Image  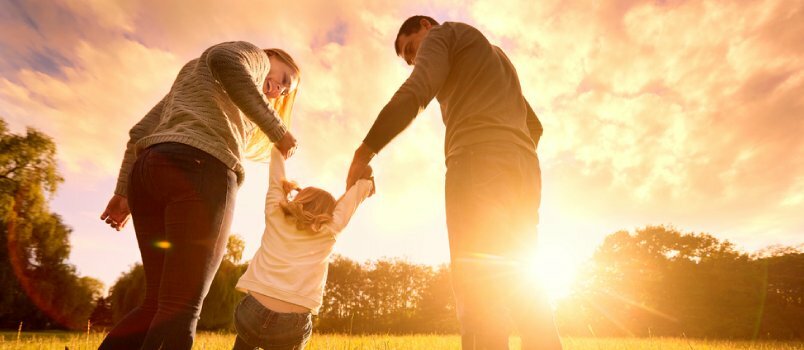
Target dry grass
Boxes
[0,331,801,349]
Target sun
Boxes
[525,246,581,303]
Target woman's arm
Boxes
[102,95,167,230]
[205,41,288,143]
[114,96,166,197]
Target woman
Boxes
[98,41,301,350]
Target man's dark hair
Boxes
[395,15,439,55]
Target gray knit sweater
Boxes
[363,22,542,160]
[114,41,288,197]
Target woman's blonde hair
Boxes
[243,48,301,162]
[279,180,337,233]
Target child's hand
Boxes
[360,165,373,179]
[361,166,376,197]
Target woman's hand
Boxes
[275,130,297,159]
[100,194,131,231]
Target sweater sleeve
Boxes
[265,147,287,206]
[326,179,373,236]
[114,96,166,197]
[206,41,288,143]
[525,100,543,150]
[362,26,454,153]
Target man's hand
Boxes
[100,194,131,231]
[346,143,376,190]
[275,130,297,159]
[360,165,376,197]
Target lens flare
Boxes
[6,221,77,328]
[155,240,172,249]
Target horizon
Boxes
[1,0,802,296]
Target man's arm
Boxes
[348,26,455,189]
[525,100,543,150]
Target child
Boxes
[232,147,375,350]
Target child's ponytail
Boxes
[278,180,337,233]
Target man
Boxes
[346,16,562,349]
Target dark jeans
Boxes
[445,143,562,350]
[99,142,237,350]
[232,294,313,350]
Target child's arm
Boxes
[327,178,374,235]
[265,147,287,205]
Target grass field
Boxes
[0,332,802,349]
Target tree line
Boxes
[555,226,803,339]
[1,119,802,339]
[95,236,459,334]
[0,119,102,330]
[99,230,802,339]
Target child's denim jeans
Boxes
[232,294,313,350]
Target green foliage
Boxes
[106,253,459,334]
[0,118,101,330]
[317,255,458,334]
[104,227,803,340]
[107,264,146,322]
[89,297,114,329]
[223,234,245,264]
[751,247,804,339]
[198,260,247,330]
[556,225,803,339]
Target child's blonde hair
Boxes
[243,48,301,162]
[279,180,337,233]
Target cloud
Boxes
[1,39,180,176]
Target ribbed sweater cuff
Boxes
[114,180,128,197]
[265,121,287,143]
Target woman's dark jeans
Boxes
[99,142,237,350]
[232,294,313,350]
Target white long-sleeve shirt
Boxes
[236,148,373,314]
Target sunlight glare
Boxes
[527,245,581,303]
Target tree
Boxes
[0,118,101,329]
[317,255,366,332]
[89,297,114,329]
[316,255,457,334]
[108,264,146,323]
[224,234,245,264]
[559,226,770,338]
[751,246,804,339]
[414,264,459,333]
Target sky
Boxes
[1,0,802,293]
